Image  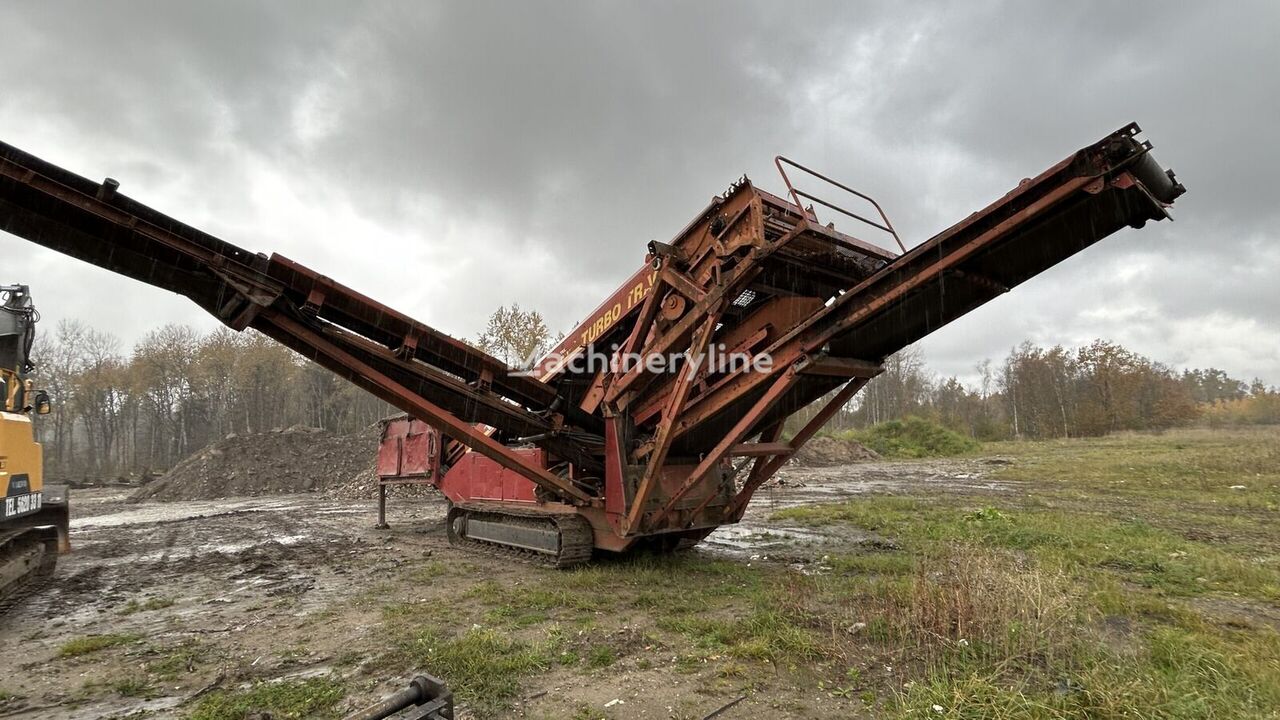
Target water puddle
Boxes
[71,497,305,530]
[701,458,1012,562]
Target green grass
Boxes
[387,625,557,714]
[645,571,829,666]
[145,639,205,679]
[774,492,1280,602]
[658,606,824,664]
[375,554,779,716]
[351,427,1279,718]
[117,596,175,616]
[770,426,1280,718]
[586,645,616,668]
[897,625,1280,719]
[57,633,139,658]
[845,416,980,458]
[187,677,345,720]
[987,426,1280,515]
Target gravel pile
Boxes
[790,435,880,467]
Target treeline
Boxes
[34,320,392,480]
[805,340,1279,440]
[34,309,1278,480]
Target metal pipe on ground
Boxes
[342,675,454,720]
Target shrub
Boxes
[851,416,979,458]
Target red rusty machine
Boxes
[0,124,1183,566]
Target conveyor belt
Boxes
[0,141,599,499]
[666,123,1184,454]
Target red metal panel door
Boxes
[376,431,403,478]
[402,429,435,477]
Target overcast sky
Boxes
[1,1,1276,385]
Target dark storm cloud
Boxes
[0,1,1275,382]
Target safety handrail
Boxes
[774,155,906,253]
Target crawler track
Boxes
[0,529,57,614]
[446,504,594,568]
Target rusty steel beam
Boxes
[268,255,561,414]
[646,125,1182,462]
[601,205,787,407]
[684,420,785,524]
[0,144,281,327]
[602,211,829,413]
[604,261,758,407]
[727,442,793,457]
[645,366,802,531]
[799,357,882,378]
[726,375,872,520]
[798,176,1096,352]
[663,174,1109,448]
[623,312,720,534]
[0,139,602,488]
[259,310,593,504]
[575,265,666,415]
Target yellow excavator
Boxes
[0,284,68,607]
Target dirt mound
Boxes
[130,424,380,502]
[790,435,880,467]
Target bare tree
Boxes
[852,347,931,425]
[474,304,554,368]
[33,320,90,473]
[71,329,128,475]
[132,324,200,468]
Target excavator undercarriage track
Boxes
[446,505,594,569]
[0,529,57,613]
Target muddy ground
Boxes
[0,458,1012,719]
